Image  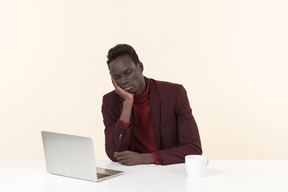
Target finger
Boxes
[110,75,118,88]
[110,76,126,96]
[114,151,124,157]
[114,152,127,162]
[118,159,126,165]
[115,155,126,161]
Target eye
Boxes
[125,70,132,75]
[114,76,120,80]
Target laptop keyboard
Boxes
[97,173,110,179]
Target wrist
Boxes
[123,98,133,105]
[123,99,133,111]
[142,153,154,164]
[120,99,133,123]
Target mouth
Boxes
[123,85,133,91]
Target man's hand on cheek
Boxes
[110,76,134,102]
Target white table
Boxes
[0,160,287,192]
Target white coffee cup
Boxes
[185,155,209,178]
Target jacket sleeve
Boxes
[101,94,133,162]
[154,85,202,165]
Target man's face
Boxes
[109,54,146,96]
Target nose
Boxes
[121,75,128,86]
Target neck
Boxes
[135,77,147,96]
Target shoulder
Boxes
[146,77,185,93]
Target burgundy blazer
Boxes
[101,77,202,165]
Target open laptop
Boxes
[41,131,123,182]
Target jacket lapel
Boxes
[146,78,161,149]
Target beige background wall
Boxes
[1,0,287,160]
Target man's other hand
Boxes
[114,151,154,166]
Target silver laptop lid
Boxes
[41,131,98,182]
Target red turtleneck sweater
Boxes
[120,81,162,164]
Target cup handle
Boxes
[206,158,209,167]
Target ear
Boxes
[137,63,144,72]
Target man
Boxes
[102,44,202,165]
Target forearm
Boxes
[119,99,133,123]
[102,93,134,161]
[105,120,132,161]
[154,143,202,165]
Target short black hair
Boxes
[107,44,142,66]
